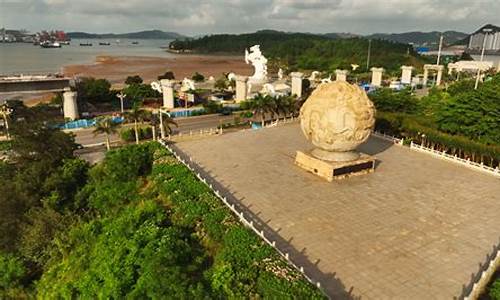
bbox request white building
[468,24,500,51]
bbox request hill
[169,31,430,73]
[366,31,468,47]
[67,30,185,39]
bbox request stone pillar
[401,66,413,84]
[291,72,304,98]
[335,69,348,82]
[436,66,444,86]
[423,67,429,86]
[63,88,78,120]
[160,79,174,109]
[370,68,384,87]
[235,75,248,103]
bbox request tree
[75,77,112,104]
[250,94,274,127]
[191,72,205,82]
[368,87,418,113]
[93,117,121,150]
[214,77,228,92]
[125,75,143,85]
[124,103,146,144]
[122,83,160,103]
[159,112,178,136]
[158,71,175,80]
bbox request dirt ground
[63,55,253,88]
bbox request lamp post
[116,92,126,113]
[475,28,493,90]
[0,104,13,140]
[158,108,172,140]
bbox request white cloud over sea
[1,0,499,35]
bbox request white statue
[321,75,332,84]
[245,45,268,84]
[151,81,162,93]
[262,83,276,96]
[351,64,360,71]
[227,72,236,81]
[309,71,321,81]
[278,68,284,80]
[181,77,195,92]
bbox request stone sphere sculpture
[299,81,375,162]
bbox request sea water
[0,39,175,75]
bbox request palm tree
[124,102,146,144]
[93,117,121,151]
[251,94,274,127]
[159,112,178,138]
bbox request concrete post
[436,66,444,86]
[401,66,413,84]
[160,79,174,109]
[370,67,384,87]
[335,69,348,82]
[291,72,304,98]
[63,88,78,120]
[423,67,429,86]
[235,75,248,103]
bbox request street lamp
[116,92,126,113]
[475,28,493,89]
[158,108,171,140]
[0,104,13,140]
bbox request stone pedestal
[370,67,384,87]
[291,72,304,98]
[160,79,175,109]
[401,66,413,84]
[63,88,78,120]
[295,151,375,181]
[235,75,248,102]
[335,69,348,82]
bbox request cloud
[1,0,499,35]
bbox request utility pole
[366,39,372,71]
[436,34,443,65]
[475,28,492,89]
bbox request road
[72,113,237,146]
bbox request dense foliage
[370,74,500,166]
[0,103,323,297]
[170,31,428,72]
[75,77,114,104]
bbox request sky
[1,0,499,36]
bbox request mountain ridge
[67,30,185,39]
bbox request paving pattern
[176,123,500,299]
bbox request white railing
[159,140,326,296]
[410,142,500,177]
[372,131,404,145]
[463,246,500,300]
[371,131,500,178]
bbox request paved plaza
[176,123,500,299]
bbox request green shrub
[490,279,500,300]
[120,126,153,142]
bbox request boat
[99,42,111,46]
[131,41,139,45]
[80,42,93,46]
[40,41,61,48]
[59,41,70,45]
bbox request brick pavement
[176,123,500,299]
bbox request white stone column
[235,75,248,103]
[436,66,444,86]
[63,88,78,120]
[401,66,413,84]
[370,67,384,87]
[423,67,429,86]
[160,79,174,109]
[335,69,348,82]
[291,72,304,98]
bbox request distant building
[468,24,500,51]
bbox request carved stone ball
[299,81,375,160]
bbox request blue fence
[169,109,205,118]
[60,116,124,130]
